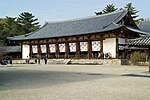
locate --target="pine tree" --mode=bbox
[124,3,139,19]
[103,4,118,14]
[17,12,40,34]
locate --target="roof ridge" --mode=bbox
[102,10,128,28]
[47,9,127,24]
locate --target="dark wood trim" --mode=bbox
[29,42,32,59]
[87,36,92,59]
[55,39,59,59]
[100,40,103,53]
[65,38,69,59]
[76,37,80,59]
[46,40,50,59]
[21,42,23,59]
[116,37,119,59]
[37,40,41,59]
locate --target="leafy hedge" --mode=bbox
[130,51,147,65]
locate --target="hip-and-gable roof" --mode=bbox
[8,10,135,41]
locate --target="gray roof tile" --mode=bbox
[139,21,150,34]
[0,46,21,53]
[128,35,150,45]
[8,10,128,41]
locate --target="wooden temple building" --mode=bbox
[128,21,150,59]
[7,10,149,60]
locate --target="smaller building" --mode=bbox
[139,21,150,35]
[0,46,21,60]
[129,21,150,50]
[128,21,150,60]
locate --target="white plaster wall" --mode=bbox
[22,45,30,59]
[103,38,116,58]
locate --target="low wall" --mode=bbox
[12,59,35,64]
[11,59,122,65]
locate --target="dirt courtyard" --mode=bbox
[0,64,150,100]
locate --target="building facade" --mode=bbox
[8,10,148,60]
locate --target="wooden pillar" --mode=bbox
[87,36,92,59]
[100,40,103,53]
[65,38,69,59]
[55,39,59,59]
[124,38,128,59]
[46,41,50,59]
[21,42,23,59]
[29,41,32,59]
[99,35,104,53]
[29,45,32,59]
[37,41,41,59]
[148,48,150,73]
[115,32,119,59]
[149,58,150,73]
[116,37,119,58]
[76,37,80,59]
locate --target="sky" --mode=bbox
[0,0,150,25]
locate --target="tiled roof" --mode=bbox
[139,21,150,34]
[8,10,128,41]
[125,26,150,35]
[0,46,21,53]
[128,35,150,46]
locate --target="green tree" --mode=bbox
[95,11,103,15]
[0,17,24,45]
[103,4,118,14]
[130,51,146,65]
[95,4,118,15]
[124,3,139,19]
[17,12,40,34]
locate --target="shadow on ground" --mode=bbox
[122,74,150,78]
[0,69,118,91]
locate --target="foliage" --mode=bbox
[0,17,24,45]
[130,51,147,65]
[135,18,144,25]
[103,4,118,14]
[95,3,139,20]
[124,3,139,19]
[0,12,40,46]
[95,4,117,15]
[95,12,103,15]
[17,12,40,33]
[0,51,7,61]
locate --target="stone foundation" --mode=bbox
[11,59,122,65]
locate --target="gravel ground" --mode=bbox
[0,64,150,100]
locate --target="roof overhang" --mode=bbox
[125,26,150,35]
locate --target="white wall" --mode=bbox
[22,45,30,59]
[103,38,116,58]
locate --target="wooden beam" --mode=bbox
[147,49,150,72]
[46,40,50,59]
[76,37,80,59]
[21,42,23,59]
[55,39,59,59]
[149,59,150,73]
[114,32,119,59]
[99,35,104,53]
[37,40,41,59]
[87,36,92,59]
[65,38,69,59]
[29,42,32,59]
